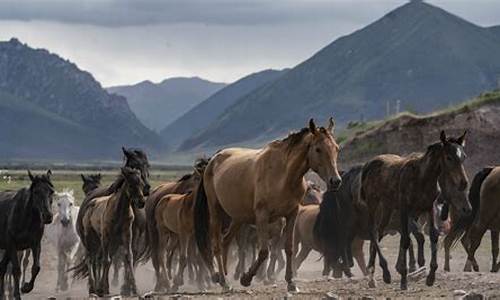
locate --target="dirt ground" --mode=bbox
[15,233,500,299]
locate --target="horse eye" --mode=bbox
[315,148,321,153]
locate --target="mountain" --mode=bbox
[184,0,500,150]
[0,38,161,160]
[161,69,287,149]
[490,25,500,37]
[107,77,226,131]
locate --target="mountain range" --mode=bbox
[162,69,288,149]
[181,0,500,150]
[0,38,161,160]
[108,77,225,132]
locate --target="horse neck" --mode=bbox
[416,149,442,185]
[13,188,37,230]
[280,136,311,186]
[111,182,133,216]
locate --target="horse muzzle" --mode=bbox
[60,218,71,227]
[43,215,53,224]
[327,177,342,191]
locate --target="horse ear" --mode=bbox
[122,147,132,158]
[69,189,74,197]
[456,130,467,147]
[440,130,447,144]
[309,118,318,135]
[27,170,34,181]
[97,173,102,180]
[327,117,335,133]
[81,174,87,182]
[46,169,52,178]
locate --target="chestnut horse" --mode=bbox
[446,166,500,273]
[139,159,208,291]
[361,131,471,290]
[194,118,342,292]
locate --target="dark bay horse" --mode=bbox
[361,131,471,290]
[73,167,146,297]
[81,174,102,196]
[0,170,54,300]
[194,118,342,292]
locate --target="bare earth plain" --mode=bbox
[21,234,500,299]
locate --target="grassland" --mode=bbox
[0,168,190,204]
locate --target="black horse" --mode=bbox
[0,170,54,300]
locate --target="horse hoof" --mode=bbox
[143,291,156,298]
[222,284,233,293]
[368,279,376,288]
[383,271,391,284]
[444,266,450,272]
[240,273,252,287]
[21,283,34,293]
[400,281,407,290]
[409,265,417,273]
[426,274,435,287]
[287,282,299,293]
[212,273,221,284]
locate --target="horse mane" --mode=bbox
[278,127,311,152]
[178,174,193,182]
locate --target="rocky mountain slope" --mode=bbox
[0,38,161,160]
[108,77,225,131]
[185,0,500,150]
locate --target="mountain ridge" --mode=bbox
[183,0,500,150]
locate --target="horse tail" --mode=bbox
[447,167,493,248]
[136,196,160,264]
[313,190,342,266]
[70,249,89,280]
[194,176,213,270]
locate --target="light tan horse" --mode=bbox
[194,118,342,292]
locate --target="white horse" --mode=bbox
[45,189,80,291]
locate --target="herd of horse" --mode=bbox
[1,118,500,299]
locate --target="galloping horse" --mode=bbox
[361,131,472,290]
[448,166,500,273]
[45,189,80,292]
[194,118,342,292]
[0,170,54,300]
[73,167,146,297]
[140,158,209,292]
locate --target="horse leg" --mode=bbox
[234,227,247,281]
[172,235,189,291]
[266,233,282,284]
[409,219,425,268]
[396,205,410,290]
[240,210,271,288]
[110,252,121,287]
[0,251,9,299]
[284,208,299,292]
[443,230,454,272]
[464,224,486,272]
[352,238,368,276]
[425,208,440,287]
[407,238,417,273]
[222,221,241,276]
[166,236,178,281]
[293,244,311,277]
[6,249,21,300]
[56,248,64,291]
[21,244,40,294]
[121,228,138,296]
[151,233,169,292]
[20,250,30,287]
[491,231,499,272]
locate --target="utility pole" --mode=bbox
[396,99,401,115]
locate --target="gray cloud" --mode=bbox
[1,1,499,87]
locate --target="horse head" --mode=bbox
[121,166,146,209]
[28,169,55,224]
[55,189,75,227]
[307,118,342,191]
[122,147,151,197]
[81,173,102,195]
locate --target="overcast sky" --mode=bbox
[0,0,499,87]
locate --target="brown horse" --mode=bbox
[361,131,471,290]
[443,167,499,272]
[447,166,500,273]
[194,118,341,292]
[73,167,146,297]
[139,159,207,284]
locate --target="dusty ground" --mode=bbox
[16,234,500,299]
